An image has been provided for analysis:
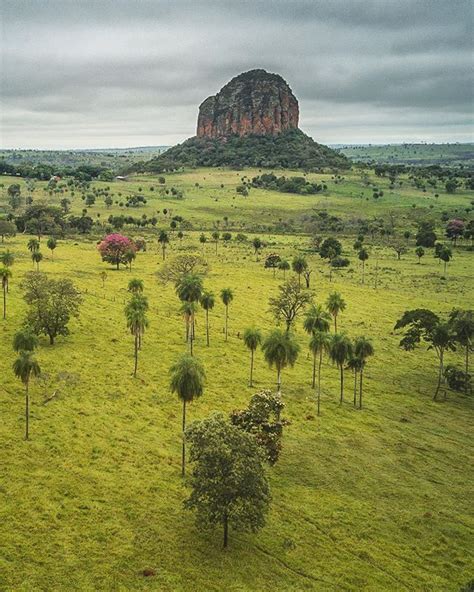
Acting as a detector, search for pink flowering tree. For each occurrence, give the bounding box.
[98,234,137,269]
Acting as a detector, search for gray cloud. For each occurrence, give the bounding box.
[1,0,473,148]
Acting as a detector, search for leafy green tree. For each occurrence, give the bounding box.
[220,288,233,342]
[439,245,452,273]
[320,237,342,259]
[354,336,374,409]
[125,294,149,377]
[21,272,82,344]
[269,277,312,333]
[395,309,457,400]
[1,266,12,319]
[309,331,331,415]
[243,328,262,387]
[200,291,215,346]
[47,237,57,259]
[32,251,43,271]
[262,329,300,394]
[449,309,473,385]
[329,333,353,404]
[415,246,425,264]
[169,354,205,476]
[185,413,270,548]
[158,230,169,260]
[358,248,369,283]
[252,237,262,261]
[157,253,208,286]
[326,291,346,333]
[230,389,285,464]
[291,255,308,287]
[13,351,41,440]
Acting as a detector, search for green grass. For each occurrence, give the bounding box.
[0,169,473,591]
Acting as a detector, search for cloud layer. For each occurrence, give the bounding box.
[1,0,473,148]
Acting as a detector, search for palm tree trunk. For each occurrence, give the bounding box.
[312,351,316,388]
[334,315,337,334]
[181,399,186,477]
[339,366,344,404]
[359,368,363,409]
[206,309,210,346]
[223,511,228,548]
[225,306,228,341]
[317,350,322,416]
[434,350,444,400]
[3,284,6,320]
[362,261,365,284]
[133,333,138,377]
[353,370,357,407]
[25,380,29,441]
[249,349,254,387]
[162,245,166,261]
[466,344,470,394]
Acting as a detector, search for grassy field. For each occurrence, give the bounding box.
[1,169,473,591]
[336,143,474,167]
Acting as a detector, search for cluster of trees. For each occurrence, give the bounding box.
[251,173,325,195]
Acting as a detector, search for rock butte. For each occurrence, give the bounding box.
[197,69,299,139]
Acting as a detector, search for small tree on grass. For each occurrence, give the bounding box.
[439,245,452,274]
[309,331,332,415]
[47,237,57,259]
[269,277,312,333]
[395,309,457,400]
[200,291,215,347]
[1,266,12,319]
[13,351,40,440]
[158,230,169,260]
[354,336,374,409]
[262,329,300,395]
[125,294,149,377]
[252,237,262,261]
[176,274,203,354]
[292,255,308,287]
[243,328,262,387]
[27,238,40,253]
[329,333,353,404]
[169,354,205,477]
[32,251,43,271]
[21,272,82,345]
[358,248,369,283]
[326,291,346,333]
[449,309,473,383]
[415,246,425,264]
[278,260,290,279]
[98,233,136,270]
[221,288,233,342]
[212,231,220,254]
[128,278,144,294]
[185,413,270,548]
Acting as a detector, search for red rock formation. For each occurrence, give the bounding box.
[197,69,299,139]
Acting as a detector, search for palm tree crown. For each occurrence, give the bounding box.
[304,304,331,335]
[169,354,205,403]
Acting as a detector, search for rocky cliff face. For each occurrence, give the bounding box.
[197,69,299,139]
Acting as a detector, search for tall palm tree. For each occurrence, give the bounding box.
[354,336,374,409]
[243,327,262,387]
[180,301,197,346]
[13,351,41,440]
[13,330,39,353]
[128,278,144,294]
[292,255,308,288]
[176,274,203,354]
[169,354,205,476]
[32,251,43,271]
[200,291,215,346]
[220,288,233,342]
[346,353,363,408]
[326,291,346,333]
[309,331,331,416]
[303,304,331,336]
[262,329,300,395]
[450,309,473,382]
[0,250,14,268]
[328,333,353,404]
[158,230,169,260]
[1,266,12,319]
[47,237,57,259]
[212,231,220,254]
[278,260,290,279]
[27,238,40,253]
[125,294,149,377]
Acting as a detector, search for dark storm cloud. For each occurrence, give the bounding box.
[1,0,472,148]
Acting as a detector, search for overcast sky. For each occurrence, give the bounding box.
[1,0,473,149]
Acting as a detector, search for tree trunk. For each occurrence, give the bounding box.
[49,334,55,345]
[249,349,254,387]
[362,261,365,284]
[223,512,228,548]
[206,309,210,346]
[116,260,119,270]
[312,351,316,388]
[334,315,337,334]
[181,399,187,477]
[133,332,138,377]
[162,245,166,261]
[317,350,322,416]
[339,366,344,404]
[225,306,228,341]
[359,368,363,409]
[2,284,6,320]
[466,344,470,394]
[25,380,29,441]
[434,350,444,400]
[353,370,357,407]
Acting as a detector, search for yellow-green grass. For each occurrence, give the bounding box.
[1,226,473,591]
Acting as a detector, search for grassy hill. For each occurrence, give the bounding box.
[0,167,473,591]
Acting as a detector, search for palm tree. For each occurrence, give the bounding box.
[278,260,290,279]
[13,351,41,440]
[47,237,57,259]
[0,250,14,268]
[431,322,456,400]
[125,294,149,377]
[309,331,331,416]
[32,251,43,271]
[212,231,220,254]
[303,304,331,336]
[180,301,197,346]
[292,255,308,288]
[358,248,369,284]
[200,291,215,346]
[169,354,205,476]
[220,288,233,342]
[326,291,346,333]
[176,274,203,354]
[346,353,362,408]
[13,330,39,353]
[1,266,12,319]
[27,238,40,253]
[354,336,374,409]
[128,278,144,294]
[450,309,473,382]
[243,328,262,387]
[158,230,169,260]
[262,329,300,395]
[328,333,353,404]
